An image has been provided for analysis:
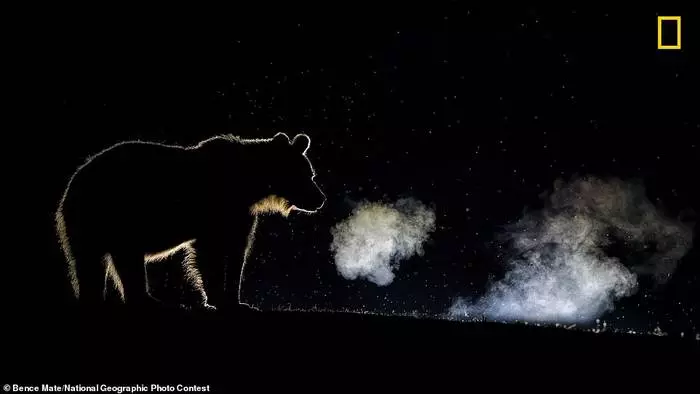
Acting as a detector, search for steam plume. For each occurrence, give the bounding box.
[450,177,693,324]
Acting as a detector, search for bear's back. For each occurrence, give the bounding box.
[62,142,202,217]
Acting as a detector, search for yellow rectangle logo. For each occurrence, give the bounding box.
[658,16,681,50]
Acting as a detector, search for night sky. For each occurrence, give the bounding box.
[29,5,699,340]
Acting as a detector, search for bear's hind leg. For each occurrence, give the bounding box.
[74,248,108,307]
[103,254,125,303]
[193,239,227,309]
[180,243,216,311]
[110,248,159,307]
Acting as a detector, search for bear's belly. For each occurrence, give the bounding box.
[139,225,196,256]
[122,201,244,254]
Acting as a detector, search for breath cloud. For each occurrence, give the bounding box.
[450,177,693,324]
[331,198,436,286]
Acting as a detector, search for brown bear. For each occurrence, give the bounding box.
[55,132,326,310]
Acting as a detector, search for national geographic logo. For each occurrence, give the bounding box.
[658,16,682,50]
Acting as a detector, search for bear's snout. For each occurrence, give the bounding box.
[291,182,326,214]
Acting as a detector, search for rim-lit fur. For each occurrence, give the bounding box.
[56,132,323,305]
[250,195,294,217]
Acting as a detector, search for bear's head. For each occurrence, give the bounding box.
[250,132,326,216]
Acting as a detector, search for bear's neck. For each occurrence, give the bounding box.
[193,139,267,211]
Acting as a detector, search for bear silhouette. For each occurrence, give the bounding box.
[55,132,326,310]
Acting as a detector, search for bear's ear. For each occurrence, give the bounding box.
[292,134,311,154]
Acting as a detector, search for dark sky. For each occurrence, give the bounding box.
[26,5,699,337]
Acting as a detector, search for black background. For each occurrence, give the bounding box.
[10,3,700,383]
